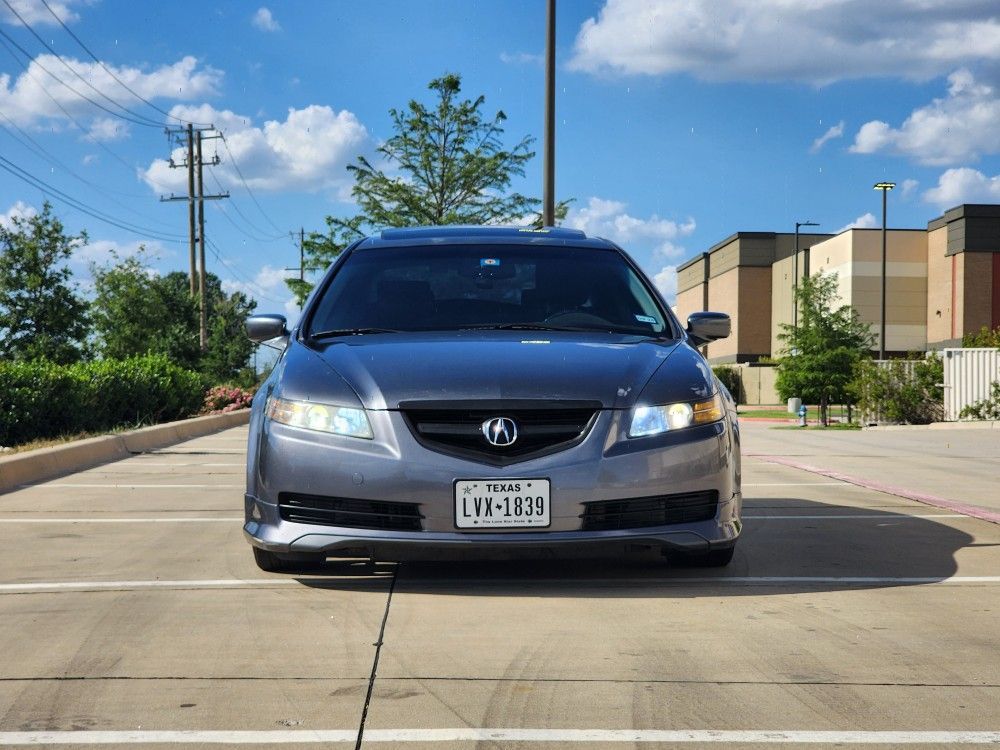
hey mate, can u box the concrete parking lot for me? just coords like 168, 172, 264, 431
0, 422, 998, 748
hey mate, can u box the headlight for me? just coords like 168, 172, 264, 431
266, 397, 373, 439
629, 392, 724, 437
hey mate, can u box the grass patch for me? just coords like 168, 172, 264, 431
771, 422, 862, 431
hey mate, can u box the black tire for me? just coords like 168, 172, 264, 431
670, 545, 736, 568
253, 547, 325, 573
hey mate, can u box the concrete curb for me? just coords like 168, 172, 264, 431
0, 410, 250, 494
867, 420, 1000, 431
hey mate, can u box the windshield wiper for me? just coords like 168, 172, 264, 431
310, 327, 400, 339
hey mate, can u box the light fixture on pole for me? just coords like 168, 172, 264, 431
873, 182, 895, 360
793, 220, 819, 333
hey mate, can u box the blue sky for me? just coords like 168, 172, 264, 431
1, 0, 999, 318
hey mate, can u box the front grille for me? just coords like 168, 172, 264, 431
278, 493, 423, 531
400, 400, 600, 466
581, 491, 719, 531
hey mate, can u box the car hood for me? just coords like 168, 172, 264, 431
303, 331, 703, 410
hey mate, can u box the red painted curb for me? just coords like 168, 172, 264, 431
749, 454, 1000, 525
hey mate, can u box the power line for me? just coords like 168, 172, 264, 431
217, 131, 285, 234
0, 34, 169, 189
207, 168, 287, 241
0, 21, 162, 129
0, 154, 186, 242
38, 0, 211, 128
205, 237, 286, 304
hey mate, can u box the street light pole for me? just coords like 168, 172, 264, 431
874, 182, 895, 360
542, 0, 555, 226
793, 220, 819, 334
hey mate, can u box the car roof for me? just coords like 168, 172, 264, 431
355, 225, 618, 250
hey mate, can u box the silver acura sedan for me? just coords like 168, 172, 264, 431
243, 226, 741, 571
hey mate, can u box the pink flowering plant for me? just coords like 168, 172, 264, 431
202, 384, 256, 414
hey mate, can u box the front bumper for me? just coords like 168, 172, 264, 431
244, 410, 741, 560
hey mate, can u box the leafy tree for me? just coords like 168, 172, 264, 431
852, 353, 944, 425
775, 272, 874, 425
963, 325, 1000, 348
90, 254, 256, 384
291, 73, 569, 302
0, 202, 89, 363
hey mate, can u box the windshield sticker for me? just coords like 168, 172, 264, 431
635, 314, 658, 324
480, 258, 500, 267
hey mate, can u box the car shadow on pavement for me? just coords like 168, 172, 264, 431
292, 498, 980, 597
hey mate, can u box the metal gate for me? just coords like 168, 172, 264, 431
943, 348, 1000, 421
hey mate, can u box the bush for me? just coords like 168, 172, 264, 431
962, 326, 1000, 348
851, 353, 944, 425
0, 355, 203, 446
960, 381, 1000, 420
712, 366, 742, 402
202, 384, 256, 414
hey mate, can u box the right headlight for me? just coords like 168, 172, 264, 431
266, 397, 373, 439
629, 392, 724, 438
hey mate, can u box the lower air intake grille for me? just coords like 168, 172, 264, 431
581, 491, 719, 531
278, 493, 423, 531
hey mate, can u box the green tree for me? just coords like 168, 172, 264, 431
0, 202, 89, 363
90, 254, 256, 383
775, 272, 874, 425
963, 325, 1000, 348
291, 73, 569, 302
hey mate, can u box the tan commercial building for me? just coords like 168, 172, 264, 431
675, 203, 1000, 364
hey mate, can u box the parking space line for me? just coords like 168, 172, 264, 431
3, 576, 999, 594
743, 514, 966, 519
0, 728, 998, 744
743, 482, 847, 487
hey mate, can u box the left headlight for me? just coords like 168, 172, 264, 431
629, 392, 725, 438
266, 397, 373, 439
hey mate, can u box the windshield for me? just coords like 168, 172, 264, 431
307, 244, 673, 337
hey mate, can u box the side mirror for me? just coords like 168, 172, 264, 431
245, 314, 288, 343
687, 311, 730, 345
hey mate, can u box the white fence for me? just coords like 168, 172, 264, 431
943, 348, 1000, 421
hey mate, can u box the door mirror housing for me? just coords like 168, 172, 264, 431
686, 311, 731, 345
245, 314, 288, 343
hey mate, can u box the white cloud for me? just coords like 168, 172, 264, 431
901, 178, 919, 198
850, 69, 1000, 165
85, 117, 129, 142
251, 7, 280, 32
0, 0, 80, 26
220, 263, 299, 321
810, 121, 844, 153
568, 0, 1000, 83
142, 103, 369, 194
0, 54, 223, 128
564, 197, 695, 259
923, 167, 1000, 207
499, 51, 543, 66
73, 239, 169, 267
0, 200, 36, 229
653, 265, 678, 304
836, 212, 878, 233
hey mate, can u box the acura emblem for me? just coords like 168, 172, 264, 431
482, 417, 518, 447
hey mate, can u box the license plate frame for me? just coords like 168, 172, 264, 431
453, 479, 551, 529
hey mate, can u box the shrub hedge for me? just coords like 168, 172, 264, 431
0, 355, 203, 446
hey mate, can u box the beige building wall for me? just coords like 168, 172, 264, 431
964, 253, 995, 334
705, 267, 740, 360
926, 225, 952, 346
769, 233, 830, 356
737, 266, 772, 358
675, 285, 703, 328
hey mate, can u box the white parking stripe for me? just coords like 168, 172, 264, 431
744, 514, 966, 519
0, 729, 999, 744
744, 482, 847, 487
2, 576, 999, 594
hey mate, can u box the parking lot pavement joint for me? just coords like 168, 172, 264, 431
354, 563, 400, 750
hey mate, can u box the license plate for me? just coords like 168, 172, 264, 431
454, 479, 550, 529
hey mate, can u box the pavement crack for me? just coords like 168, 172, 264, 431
354, 562, 399, 750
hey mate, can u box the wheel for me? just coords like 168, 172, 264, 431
669, 545, 736, 568
253, 547, 325, 573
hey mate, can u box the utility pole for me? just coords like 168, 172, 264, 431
161, 126, 228, 350
542, 0, 555, 226
874, 182, 895, 360
285, 228, 323, 309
